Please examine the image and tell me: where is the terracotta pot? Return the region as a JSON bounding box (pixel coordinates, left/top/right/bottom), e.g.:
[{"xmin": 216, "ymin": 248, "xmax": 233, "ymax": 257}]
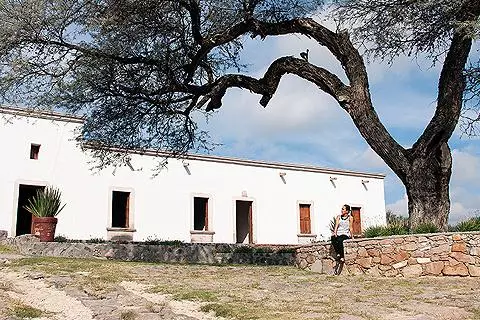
[{"xmin": 31, "ymin": 216, "xmax": 58, "ymax": 242}]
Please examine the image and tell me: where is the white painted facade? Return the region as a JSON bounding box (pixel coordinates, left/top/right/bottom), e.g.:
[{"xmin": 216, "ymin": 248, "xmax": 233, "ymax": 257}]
[{"xmin": 0, "ymin": 106, "xmax": 387, "ymax": 244}]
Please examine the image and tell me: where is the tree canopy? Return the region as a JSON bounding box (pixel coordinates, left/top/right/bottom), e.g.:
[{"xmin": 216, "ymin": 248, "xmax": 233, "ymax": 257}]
[{"xmin": 0, "ymin": 0, "xmax": 479, "ymax": 228}]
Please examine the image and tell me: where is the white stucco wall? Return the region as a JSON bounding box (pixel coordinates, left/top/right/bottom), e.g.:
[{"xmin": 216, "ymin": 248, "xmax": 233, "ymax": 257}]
[{"xmin": 0, "ymin": 107, "xmax": 387, "ymax": 244}]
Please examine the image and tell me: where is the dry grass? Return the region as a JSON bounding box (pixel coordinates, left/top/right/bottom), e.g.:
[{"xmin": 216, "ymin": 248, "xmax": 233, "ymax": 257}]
[
  {"xmin": 5, "ymin": 257, "xmax": 480, "ymax": 320},
  {"xmin": 0, "ymin": 244, "xmax": 15, "ymax": 253}
]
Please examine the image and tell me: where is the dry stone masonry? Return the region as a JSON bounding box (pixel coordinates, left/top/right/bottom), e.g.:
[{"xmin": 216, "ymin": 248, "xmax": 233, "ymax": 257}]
[{"xmin": 295, "ymin": 232, "xmax": 480, "ymax": 277}]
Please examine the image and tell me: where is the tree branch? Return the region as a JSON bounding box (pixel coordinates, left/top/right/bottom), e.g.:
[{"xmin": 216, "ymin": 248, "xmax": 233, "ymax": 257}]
[
  {"xmin": 412, "ymin": 1, "xmax": 480, "ymax": 156},
  {"xmin": 198, "ymin": 56, "xmax": 350, "ymax": 111}
]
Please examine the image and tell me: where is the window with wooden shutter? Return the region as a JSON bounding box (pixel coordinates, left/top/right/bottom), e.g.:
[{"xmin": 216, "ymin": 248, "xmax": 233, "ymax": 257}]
[{"xmin": 299, "ymin": 204, "xmax": 311, "ymax": 234}]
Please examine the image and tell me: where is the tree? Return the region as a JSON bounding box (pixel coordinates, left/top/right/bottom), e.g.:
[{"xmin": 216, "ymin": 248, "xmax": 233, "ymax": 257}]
[{"xmin": 0, "ymin": 0, "xmax": 478, "ymax": 230}]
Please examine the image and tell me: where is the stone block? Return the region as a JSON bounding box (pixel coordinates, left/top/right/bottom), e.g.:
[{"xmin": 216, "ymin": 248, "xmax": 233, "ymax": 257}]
[
  {"xmin": 344, "ymin": 253, "xmax": 357, "ymax": 261},
  {"xmin": 298, "ymin": 259, "xmax": 308, "ymax": 269},
  {"xmin": 379, "ymin": 264, "xmax": 392, "ymax": 271},
  {"xmin": 449, "ymin": 252, "xmax": 475, "ymax": 264},
  {"xmin": 380, "ymin": 239, "xmax": 394, "ymax": 245},
  {"xmin": 357, "ymin": 247, "xmax": 369, "ymax": 257},
  {"xmin": 408, "ymin": 257, "xmax": 417, "ymax": 265},
  {"xmin": 367, "ymin": 248, "xmax": 380, "ymax": 257},
  {"xmin": 452, "ymin": 234, "xmax": 463, "ymax": 241},
  {"xmin": 451, "ymin": 242, "xmax": 467, "ymax": 253},
  {"xmin": 380, "ymin": 255, "xmax": 395, "ymax": 265},
  {"xmin": 310, "ymin": 260, "xmax": 323, "ymax": 273},
  {"xmin": 306, "ymin": 254, "xmax": 316, "ymax": 264},
  {"xmin": 346, "ymin": 264, "xmax": 364, "ymax": 275},
  {"xmin": 392, "ymin": 250, "xmax": 409, "ymax": 263},
  {"xmin": 443, "ymin": 263, "xmax": 469, "ymax": 276},
  {"xmin": 424, "ymin": 261, "xmax": 444, "ymax": 275},
  {"xmin": 468, "ymin": 265, "xmax": 480, "ymax": 277},
  {"xmin": 402, "ymin": 242, "xmax": 418, "ymax": 251},
  {"xmin": 469, "ymin": 247, "xmax": 480, "ymax": 256},
  {"xmin": 402, "ymin": 264, "xmax": 423, "ymax": 277},
  {"xmin": 430, "ymin": 235, "xmax": 448, "ymax": 242},
  {"xmin": 393, "ymin": 238, "xmax": 405, "ymax": 244},
  {"xmin": 431, "ymin": 244, "xmax": 450, "ymax": 255},
  {"xmin": 392, "ymin": 261, "xmax": 408, "ymax": 269},
  {"xmin": 359, "ymin": 240, "xmax": 377, "ymax": 246},
  {"xmin": 366, "ymin": 265, "xmax": 380, "ymax": 276},
  {"xmin": 372, "ymin": 256, "xmax": 381, "ymax": 264},
  {"xmin": 356, "ymin": 257, "xmax": 373, "ymax": 269},
  {"xmin": 382, "ymin": 246, "xmax": 394, "ymax": 254},
  {"xmin": 322, "ymin": 259, "xmax": 334, "ymax": 274},
  {"xmin": 384, "ymin": 269, "xmax": 398, "ymax": 277},
  {"xmin": 411, "ymin": 251, "xmax": 424, "ymax": 258},
  {"xmin": 416, "ymin": 257, "xmax": 431, "ymax": 264}
]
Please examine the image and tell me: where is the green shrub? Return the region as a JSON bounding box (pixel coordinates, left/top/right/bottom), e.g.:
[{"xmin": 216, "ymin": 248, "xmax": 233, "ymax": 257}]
[
  {"xmin": 363, "ymin": 223, "xmax": 409, "ymax": 238},
  {"xmin": 23, "ymin": 186, "xmax": 66, "ymax": 217},
  {"xmin": 385, "ymin": 223, "xmax": 408, "ymax": 235},
  {"xmin": 411, "ymin": 222, "xmax": 439, "ymax": 234},
  {"xmin": 85, "ymin": 237, "xmax": 106, "ymax": 243},
  {"xmin": 450, "ymin": 216, "xmax": 480, "ymax": 232},
  {"xmin": 363, "ymin": 225, "xmax": 387, "ymax": 238},
  {"xmin": 54, "ymin": 235, "xmax": 69, "ymax": 242},
  {"xmin": 329, "ymin": 216, "xmax": 336, "ymax": 233}
]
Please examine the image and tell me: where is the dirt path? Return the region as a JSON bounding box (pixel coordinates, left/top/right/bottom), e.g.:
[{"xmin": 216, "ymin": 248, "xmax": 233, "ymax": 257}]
[
  {"xmin": 0, "ymin": 254, "xmax": 223, "ymax": 320},
  {"xmin": 1, "ymin": 253, "xmax": 480, "ymax": 320}
]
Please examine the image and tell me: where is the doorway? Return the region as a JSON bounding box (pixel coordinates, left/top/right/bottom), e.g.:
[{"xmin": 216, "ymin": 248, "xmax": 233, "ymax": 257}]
[
  {"xmin": 16, "ymin": 184, "xmax": 45, "ymax": 236},
  {"xmin": 351, "ymin": 207, "xmax": 362, "ymax": 237},
  {"xmin": 235, "ymin": 200, "xmax": 253, "ymax": 244}
]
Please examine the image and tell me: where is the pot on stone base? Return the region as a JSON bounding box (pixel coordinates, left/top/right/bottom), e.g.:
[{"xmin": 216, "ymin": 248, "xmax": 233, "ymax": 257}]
[{"xmin": 31, "ymin": 216, "xmax": 58, "ymax": 242}]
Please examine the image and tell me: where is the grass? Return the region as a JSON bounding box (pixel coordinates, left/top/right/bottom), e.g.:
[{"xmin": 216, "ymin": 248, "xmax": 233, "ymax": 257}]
[
  {"xmin": 0, "ymin": 244, "xmax": 15, "ymax": 253},
  {"xmin": 3, "ymin": 257, "xmax": 480, "ymax": 320},
  {"xmin": 8, "ymin": 302, "xmax": 43, "ymax": 319},
  {"xmin": 120, "ymin": 310, "xmax": 137, "ymax": 320},
  {"xmin": 200, "ymin": 303, "xmax": 261, "ymax": 320}
]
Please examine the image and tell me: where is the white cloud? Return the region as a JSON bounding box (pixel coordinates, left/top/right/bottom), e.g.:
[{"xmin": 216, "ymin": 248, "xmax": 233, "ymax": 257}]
[
  {"xmin": 386, "ymin": 194, "xmax": 408, "ymax": 217},
  {"xmin": 451, "ymin": 149, "xmax": 480, "ymax": 185},
  {"xmin": 197, "ymin": 17, "xmax": 480, "ymax": 225}
]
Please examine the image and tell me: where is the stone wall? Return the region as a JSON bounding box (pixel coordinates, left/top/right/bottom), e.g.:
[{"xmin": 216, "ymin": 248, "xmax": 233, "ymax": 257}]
[
  {"xmin": 295, "ymin": 232, "xmax": 480, "ymax": 277},
  {"xmin": 0, "ymin": 235, "xmax": 296, "ymax": 266}
]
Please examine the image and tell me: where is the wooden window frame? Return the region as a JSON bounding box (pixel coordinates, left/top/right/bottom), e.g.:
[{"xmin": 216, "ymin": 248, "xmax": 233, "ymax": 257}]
[
  {"xmin": 111, "ymin": 190, "xmax": 130, "ymax": 229},
  {"xmin": 30, "ymin": 144, "xmax": 40, "ymax": 160},
  {"xmin": 193, "ymin": 196, "xmax": 209, "ymax": 231}
]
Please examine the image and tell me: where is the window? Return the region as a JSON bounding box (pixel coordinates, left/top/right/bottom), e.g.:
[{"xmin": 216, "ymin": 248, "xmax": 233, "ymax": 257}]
[
  {"xmin": 299, "ymin": 203, "xmax": 311, "ymax": 234},
  {"xmin": 30, "ymin": 144, "xmax": 40, "ymax": 160},
  {"xmin": 193, "ymin": 197, "xmax": 208, "ymax": 231},
  {"xmin": 111, "ymin": 191, "xmax": 130, "ymax": 228}
]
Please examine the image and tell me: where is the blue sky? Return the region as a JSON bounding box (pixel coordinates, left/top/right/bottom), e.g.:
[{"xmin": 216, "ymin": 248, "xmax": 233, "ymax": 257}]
[{"xmin": 196, "ymin": 26, "xmax": 480, "ymax": 224}]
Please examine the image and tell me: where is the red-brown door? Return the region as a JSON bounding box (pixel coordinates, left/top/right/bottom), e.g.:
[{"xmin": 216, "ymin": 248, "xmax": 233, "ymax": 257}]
[
  {"xmin": 299, "ymin": 204, "xmax": 311, "ymax": 234},
  {"xmin": 351, "ymin": 207, "xmax": 362, "ymax": 236}
]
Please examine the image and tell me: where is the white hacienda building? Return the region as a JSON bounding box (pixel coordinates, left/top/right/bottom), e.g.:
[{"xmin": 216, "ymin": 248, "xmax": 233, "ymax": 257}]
[{"xmin": 0, "ymin": 106, "xmax": 386, "ymax": 244}]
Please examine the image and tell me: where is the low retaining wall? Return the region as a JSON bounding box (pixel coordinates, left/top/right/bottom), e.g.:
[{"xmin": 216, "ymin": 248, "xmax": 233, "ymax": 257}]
[
  {"xmin": 296, "ymin": 232, "xmax": 480, "ymax": 277},
  {"xmin": 0, "ymin": 235, "xmax": 296, "ymax": 266}
]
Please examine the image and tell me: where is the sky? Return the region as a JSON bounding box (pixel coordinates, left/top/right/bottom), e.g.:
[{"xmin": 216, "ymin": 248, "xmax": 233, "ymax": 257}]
[{"xmin": 196, "ymin": 20, "xmax": 480, "ymax": 225}]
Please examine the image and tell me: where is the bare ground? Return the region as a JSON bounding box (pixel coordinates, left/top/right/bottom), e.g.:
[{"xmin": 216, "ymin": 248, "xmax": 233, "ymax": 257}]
[{"xmin": 0, "ymin": 253, "xmax": 479, "ymax": 320}]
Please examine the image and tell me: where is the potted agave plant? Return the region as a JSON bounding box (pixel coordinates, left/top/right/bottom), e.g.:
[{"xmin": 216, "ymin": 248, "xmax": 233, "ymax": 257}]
[{"xmin": 24, "ymin": 186, "xmax": 66, "ymax": 242}]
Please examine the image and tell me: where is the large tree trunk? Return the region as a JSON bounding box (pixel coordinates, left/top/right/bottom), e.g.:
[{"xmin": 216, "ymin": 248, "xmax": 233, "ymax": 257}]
[{"xmin": 405, "ymin": 142, "xmax": 452, "ymax": 231}]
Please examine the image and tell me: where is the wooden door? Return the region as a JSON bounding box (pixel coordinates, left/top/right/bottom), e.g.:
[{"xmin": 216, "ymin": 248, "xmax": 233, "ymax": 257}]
[
  {"xmin": 351, "ymin": 207, "xmax": 362, "ymax": 236},
  {"xmin": 248, "ymin": 201, "xmax": 253, "ymax": 244},
  {"xmin": 299, "ymin": 204, "xmax": 311, "ymax": 234}
]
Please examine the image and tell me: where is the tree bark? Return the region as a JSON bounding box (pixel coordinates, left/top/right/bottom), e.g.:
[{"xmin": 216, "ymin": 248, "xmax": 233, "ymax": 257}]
[{"xmin": 405, "ymin": 142, "xmax": 452, "ymax": 231}]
